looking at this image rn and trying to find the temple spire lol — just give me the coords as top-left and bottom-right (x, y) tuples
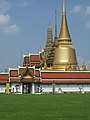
(54, 10), (58, 46)
(47, 22), (53, 43)
(44, 22), (53, 56)
(59, 0), (71, 41)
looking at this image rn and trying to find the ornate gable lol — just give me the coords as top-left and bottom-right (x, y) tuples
(21, 66), (34, 79)
(20, 66), (36, 82)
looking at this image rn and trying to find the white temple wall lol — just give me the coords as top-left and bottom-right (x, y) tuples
(35, 83), (90, 93)
(41, 84), (52, 93)
(83, 84), (90, 92)
(55, 84), (80, 93)
(35, 84), (52, 93)
(1, 82), (90, 94)
(55, 84), (90, 93)
(0, 85), (6, 93)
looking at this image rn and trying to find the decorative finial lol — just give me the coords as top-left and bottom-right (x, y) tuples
(62, 0), (66, 15)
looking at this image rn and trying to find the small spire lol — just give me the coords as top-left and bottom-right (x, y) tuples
(47, 22), (53, 41)
(20, 51), (23, 67)
(54, 10), (58, 46)
(55, 10), (57, 37)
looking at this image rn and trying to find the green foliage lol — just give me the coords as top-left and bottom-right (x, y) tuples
(0, 94), (90, 120)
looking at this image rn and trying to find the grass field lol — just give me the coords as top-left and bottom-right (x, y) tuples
(0, 94), (90, 120)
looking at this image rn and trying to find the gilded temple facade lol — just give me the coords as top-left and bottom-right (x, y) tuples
(0, 0), (90, 94)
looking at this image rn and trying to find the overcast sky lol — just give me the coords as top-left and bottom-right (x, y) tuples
(0, 0), (90, 70)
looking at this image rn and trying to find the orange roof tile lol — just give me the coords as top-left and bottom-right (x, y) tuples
(30, 55), (40, 62)
(10, 70), (18, 77)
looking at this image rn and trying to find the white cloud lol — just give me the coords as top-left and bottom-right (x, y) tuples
(0, 0), (30, 13)
(3, 24), (20, 33)
(71, 5), (82, 13)
(0, 1), (11, 13)
(0, 0), (30, 33)
(0, 14), (10, 25)
(0, 14), (20, 33)
(85, 6), (90, 14)
(71, 5), (90, 29)
(86, 21), (90, 28)
(15, 0), (30, 8)
(71, 5), (90, 15)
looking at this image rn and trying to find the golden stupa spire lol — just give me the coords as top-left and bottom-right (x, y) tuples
(53, 0), (77, 71)
(59, 0), (71, 42)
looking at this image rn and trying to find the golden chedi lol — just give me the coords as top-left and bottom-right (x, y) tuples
(53, 0), (77, 71)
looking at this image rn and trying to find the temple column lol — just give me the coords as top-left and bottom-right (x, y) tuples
(52, 83), (55, 94)
(6, 82), (10, 94)
(20, 83), (23, 94)
(32, 83), (35, 94)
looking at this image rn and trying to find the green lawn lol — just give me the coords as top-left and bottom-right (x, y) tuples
(0, 94), (90, 120)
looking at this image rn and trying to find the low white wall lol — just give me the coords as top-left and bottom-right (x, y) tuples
(35, 84), (52, 93)
(1, 83), (90, 94)
(83, 85), (90, 92)
(35, 83), (90, 93)
(0, 85), (6, 93)
(55, 84), (80, 93)
(55, 84), (90, 93)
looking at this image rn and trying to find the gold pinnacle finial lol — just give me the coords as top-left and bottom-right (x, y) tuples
(59, 0), (71, 41)
(62, 0), (66, 15)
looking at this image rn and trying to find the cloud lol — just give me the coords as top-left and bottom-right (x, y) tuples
(0, 0), (30, 13)
(71, 5), (90, 15)
(0, 14), (20, 33)
(3, 24), (20, 33)
(71, 5), (90, 29)
(85, 6), (90, 15)
(0, 0), (30, 33)
(71, 5), (82, 13)
(14, 0), (30, 8)
(0, 14), (10, 25)
(0, 0), (11, 14)
(86, 21), (90, 28)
